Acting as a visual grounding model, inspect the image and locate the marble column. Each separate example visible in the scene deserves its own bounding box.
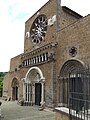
[23,82,25,101]
[21,78,26,101]
[40,78,45,106]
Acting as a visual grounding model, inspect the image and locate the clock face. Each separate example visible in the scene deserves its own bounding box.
[30,15,47,44]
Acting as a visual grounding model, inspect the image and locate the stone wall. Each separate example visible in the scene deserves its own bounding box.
[55,107,69,120]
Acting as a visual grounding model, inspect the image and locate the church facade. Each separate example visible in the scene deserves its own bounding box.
[3,0,90,109]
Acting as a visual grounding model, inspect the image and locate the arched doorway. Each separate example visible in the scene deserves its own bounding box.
[35,83,42,105]
[23,67,45,106]
[59,59,84,109]
[11,78,19,101]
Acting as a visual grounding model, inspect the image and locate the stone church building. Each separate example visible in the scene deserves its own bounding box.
[3,0,90,110]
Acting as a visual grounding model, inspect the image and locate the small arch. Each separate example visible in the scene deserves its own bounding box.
[11,78,19,87]
[11,78,19,101]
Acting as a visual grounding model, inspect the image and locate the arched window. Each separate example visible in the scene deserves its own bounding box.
[59,60,84,109]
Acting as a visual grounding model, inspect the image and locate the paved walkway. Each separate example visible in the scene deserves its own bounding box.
[0,100,55,120]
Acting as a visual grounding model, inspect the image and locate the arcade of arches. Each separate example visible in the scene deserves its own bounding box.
[11,60,85,108]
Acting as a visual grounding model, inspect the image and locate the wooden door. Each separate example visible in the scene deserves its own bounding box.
[35,83,41,106]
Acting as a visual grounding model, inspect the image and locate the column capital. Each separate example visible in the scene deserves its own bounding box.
[40,77,45,83]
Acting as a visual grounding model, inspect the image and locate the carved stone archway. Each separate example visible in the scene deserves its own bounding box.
[23,67,45,106]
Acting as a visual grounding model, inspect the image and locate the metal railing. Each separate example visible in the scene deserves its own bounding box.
[69,69,90,120]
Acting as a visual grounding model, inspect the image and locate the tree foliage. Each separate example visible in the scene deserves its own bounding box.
[0,72,7,96]
[0,72,7,77]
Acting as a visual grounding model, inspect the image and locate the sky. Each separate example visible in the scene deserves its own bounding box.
[0,0,90,72]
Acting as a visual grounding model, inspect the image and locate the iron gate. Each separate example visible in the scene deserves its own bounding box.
[69,68,90,120]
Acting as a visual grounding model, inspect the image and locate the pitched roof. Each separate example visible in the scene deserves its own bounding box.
[62,6,83,19]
